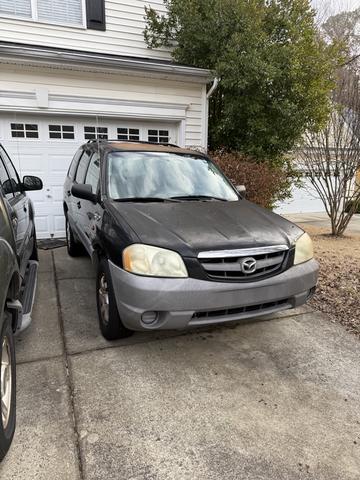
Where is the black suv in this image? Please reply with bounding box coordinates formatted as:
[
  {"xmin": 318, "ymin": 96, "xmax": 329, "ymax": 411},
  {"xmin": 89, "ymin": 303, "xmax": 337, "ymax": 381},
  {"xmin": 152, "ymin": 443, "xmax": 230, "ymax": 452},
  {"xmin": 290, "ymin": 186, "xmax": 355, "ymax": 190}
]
[
  {"xmin": 64, "ymin": 140, "xmax": 318, "ymax": 341},
  {"xmin": 0, "ymin": 143, "xmax": 42, "ymax": 460}
]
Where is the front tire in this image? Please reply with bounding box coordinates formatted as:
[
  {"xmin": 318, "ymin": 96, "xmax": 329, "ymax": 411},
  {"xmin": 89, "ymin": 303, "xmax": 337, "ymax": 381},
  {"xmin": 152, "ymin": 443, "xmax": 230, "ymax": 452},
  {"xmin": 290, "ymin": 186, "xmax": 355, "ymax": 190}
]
[
  {"xmin": 96, "ymin": 258, "xmax": 133, "ymax": 340},
  {"xmin": 65, "ymin": 217, "xmax": 83, "ymax": 257},
  {"xmin": 0, "ymin": 312, "xmax": 16, "ymax": 462}
]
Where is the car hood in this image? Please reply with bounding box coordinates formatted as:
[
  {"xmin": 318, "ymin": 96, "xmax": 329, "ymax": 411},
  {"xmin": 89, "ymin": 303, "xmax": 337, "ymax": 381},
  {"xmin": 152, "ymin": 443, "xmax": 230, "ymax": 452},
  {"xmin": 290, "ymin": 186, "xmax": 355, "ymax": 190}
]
[{"xmin": 108, "ymin": 199, "xmax": 303, "ymax": 257}]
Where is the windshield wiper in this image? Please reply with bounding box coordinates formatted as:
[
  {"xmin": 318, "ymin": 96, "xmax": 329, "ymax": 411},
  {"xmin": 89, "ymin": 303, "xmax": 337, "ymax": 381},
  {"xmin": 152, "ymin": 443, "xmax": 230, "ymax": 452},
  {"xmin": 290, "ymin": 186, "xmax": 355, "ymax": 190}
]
[
  {"xmin": 170, "ymin": 195, "xmax": 228, "ymax": 202},
  {"xmin": 112, "ymin": 197, "xmax": 179, "ymax": 203}
]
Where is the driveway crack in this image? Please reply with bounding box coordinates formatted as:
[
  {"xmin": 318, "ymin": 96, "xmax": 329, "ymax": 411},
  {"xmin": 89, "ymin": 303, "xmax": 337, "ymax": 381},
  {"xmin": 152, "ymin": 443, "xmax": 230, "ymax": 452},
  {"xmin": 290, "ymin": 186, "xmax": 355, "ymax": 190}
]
[{"xmin": 52, "ymin": 251, "xmax": 85, "ymax": 480}]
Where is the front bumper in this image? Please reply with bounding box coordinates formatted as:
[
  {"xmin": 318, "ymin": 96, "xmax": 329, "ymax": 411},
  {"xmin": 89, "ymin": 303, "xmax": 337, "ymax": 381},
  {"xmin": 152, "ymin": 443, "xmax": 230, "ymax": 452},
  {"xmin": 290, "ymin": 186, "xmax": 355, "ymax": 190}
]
[{"xmin": 108, "ymin": 259, "xmax": 318, "ymax": 331}]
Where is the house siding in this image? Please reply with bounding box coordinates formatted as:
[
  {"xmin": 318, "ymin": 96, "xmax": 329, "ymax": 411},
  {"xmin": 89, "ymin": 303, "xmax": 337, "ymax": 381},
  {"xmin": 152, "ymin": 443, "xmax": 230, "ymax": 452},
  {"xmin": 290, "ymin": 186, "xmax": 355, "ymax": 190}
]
[
  {"xmin": 0, "ymin": 64, "xmax": 206, "ymax": 149},
  {"xmin": 0, "ymin": 0, "xmax": 170, "ymax": 60}
]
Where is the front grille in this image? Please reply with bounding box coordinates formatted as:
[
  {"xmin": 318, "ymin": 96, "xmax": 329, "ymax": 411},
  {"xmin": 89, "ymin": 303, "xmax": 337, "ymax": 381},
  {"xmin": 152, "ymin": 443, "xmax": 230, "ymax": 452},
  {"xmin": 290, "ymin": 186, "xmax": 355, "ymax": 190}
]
[
  {"xmin": 191, "ymin": 298, "xmax": 290, "ymax": 323},
  {"xmin": 198, "ymin": 246, "xmax": 291, "ymax": 281}
]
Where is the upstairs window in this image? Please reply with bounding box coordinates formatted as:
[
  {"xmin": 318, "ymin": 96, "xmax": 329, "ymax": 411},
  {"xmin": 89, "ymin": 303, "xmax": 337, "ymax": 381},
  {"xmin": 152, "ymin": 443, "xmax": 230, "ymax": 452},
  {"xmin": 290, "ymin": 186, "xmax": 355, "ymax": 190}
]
[
  {"xmin": 0, "ymin": 0, "xmax": 84, "ymax": 27},
  {"xmin": 37, "ymin": 0, "xmax": 83, "ymax": 26},
  {"xmin": 0, "ymin": 0, "xmax": 31, "ymax": 18}
]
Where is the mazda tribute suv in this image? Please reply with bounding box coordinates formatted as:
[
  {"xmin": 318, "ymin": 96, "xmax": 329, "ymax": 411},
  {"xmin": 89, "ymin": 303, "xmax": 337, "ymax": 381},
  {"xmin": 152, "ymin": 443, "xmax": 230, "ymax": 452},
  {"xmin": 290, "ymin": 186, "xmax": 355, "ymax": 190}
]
[{"xmin": 63, "ymin": 140, "xmax": 318, "ymax": 340}]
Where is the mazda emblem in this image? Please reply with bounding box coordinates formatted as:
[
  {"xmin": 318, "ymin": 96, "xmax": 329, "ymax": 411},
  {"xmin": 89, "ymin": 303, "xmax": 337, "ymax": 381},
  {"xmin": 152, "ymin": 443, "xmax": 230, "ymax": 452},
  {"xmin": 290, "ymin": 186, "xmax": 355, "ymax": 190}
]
[{"xmin": 241, "ymin": 257, "xmax": 257, "ymax": 274}]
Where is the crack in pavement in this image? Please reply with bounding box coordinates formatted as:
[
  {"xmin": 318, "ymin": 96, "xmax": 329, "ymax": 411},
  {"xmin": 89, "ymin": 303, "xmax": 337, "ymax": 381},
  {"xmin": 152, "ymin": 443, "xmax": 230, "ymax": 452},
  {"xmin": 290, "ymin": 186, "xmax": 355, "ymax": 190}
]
[{"xmin": 51, "ymin": 250, "xmax": 85, "ymax": 480}]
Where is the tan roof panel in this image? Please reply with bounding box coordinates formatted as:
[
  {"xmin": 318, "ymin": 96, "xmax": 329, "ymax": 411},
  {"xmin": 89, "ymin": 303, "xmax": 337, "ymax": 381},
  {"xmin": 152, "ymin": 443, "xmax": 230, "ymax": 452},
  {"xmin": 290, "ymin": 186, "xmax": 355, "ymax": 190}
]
[{"xmin": 107, "ymin": 141, "xmax": 203, "ymax": 156}]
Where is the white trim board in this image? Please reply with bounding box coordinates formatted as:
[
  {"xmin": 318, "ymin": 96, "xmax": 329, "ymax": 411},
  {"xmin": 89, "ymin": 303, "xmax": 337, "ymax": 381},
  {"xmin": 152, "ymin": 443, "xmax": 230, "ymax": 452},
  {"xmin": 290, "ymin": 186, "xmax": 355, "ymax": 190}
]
[{"xmin": 0, "ymin": 90, "xmax": 190, "ymax": 120}]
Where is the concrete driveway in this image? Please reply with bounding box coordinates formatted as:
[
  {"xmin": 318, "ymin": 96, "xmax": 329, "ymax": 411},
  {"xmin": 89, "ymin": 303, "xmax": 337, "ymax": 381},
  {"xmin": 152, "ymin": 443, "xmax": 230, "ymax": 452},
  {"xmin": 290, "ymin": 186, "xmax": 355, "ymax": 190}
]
[
  {"xmin": 284, "ymin": 213, "xmax": 360, "ymax": 234},
  {"xmin": 0, "ymin": 248, "xmax": 359, "ymax": 480}
]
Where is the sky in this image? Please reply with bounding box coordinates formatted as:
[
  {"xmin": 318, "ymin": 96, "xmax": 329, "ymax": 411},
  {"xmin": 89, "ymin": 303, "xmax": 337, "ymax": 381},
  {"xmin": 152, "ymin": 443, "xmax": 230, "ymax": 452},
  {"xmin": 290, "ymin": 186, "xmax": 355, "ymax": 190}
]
[{"xmin": 311, "ymin": 0, "xmax": 359, "ymax": 20}]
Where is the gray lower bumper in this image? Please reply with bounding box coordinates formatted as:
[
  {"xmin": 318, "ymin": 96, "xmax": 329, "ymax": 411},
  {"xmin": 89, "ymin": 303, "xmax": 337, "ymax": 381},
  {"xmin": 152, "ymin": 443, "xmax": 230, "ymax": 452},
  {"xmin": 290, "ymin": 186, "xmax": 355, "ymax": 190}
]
[{"xmin": 108, "ymin": 259, "xmax": 318, "ymax": 331}]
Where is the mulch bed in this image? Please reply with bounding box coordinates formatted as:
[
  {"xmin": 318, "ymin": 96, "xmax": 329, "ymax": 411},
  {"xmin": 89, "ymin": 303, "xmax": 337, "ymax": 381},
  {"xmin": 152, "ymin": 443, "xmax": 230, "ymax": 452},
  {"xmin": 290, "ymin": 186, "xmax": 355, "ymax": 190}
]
[{"xmin": 301, "ymin": 225, "xmax": 360, "ymax": 337}]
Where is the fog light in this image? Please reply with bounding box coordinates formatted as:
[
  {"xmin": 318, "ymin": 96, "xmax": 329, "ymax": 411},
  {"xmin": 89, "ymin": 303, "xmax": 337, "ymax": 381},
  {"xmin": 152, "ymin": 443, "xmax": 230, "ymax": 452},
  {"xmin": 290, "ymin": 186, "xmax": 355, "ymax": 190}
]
[
  {"xmin": 141, "ymin": 311, "xmax": 158, "ymax": 325},
  {"xmin": 307, "ymin": 287, "xmax": 316, "ymax": 300}
]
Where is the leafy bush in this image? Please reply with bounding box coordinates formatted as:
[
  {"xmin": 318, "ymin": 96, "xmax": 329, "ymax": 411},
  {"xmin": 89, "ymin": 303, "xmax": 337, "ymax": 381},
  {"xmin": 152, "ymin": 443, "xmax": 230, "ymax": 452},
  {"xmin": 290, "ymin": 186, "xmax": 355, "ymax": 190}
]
[
  {"xmin": 145, "ymin": 0, "xmax": 344, "ymax": 158},
  {"xmin": 211, "ymin": 151, "xmax": 299, "ymax": 209}
]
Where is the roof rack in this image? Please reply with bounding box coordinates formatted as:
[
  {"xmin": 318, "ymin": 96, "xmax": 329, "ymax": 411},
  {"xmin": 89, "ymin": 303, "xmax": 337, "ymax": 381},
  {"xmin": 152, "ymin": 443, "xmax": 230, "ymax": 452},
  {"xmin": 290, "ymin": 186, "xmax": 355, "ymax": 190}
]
[{"xmin": 86, "ymin": 139, "xmax": 180, "ymax": 148}]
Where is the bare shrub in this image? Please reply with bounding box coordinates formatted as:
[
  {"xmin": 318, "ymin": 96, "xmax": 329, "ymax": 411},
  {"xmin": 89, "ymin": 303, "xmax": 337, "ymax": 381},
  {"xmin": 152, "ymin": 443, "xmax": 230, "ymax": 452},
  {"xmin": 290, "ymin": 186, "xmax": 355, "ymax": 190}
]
[
  {"xmin": 211, "ymin": 151, "xmax": 299, "ymax": 209},
  {"xmin": 298, "ymin": 69, "xmax": 360, "ymax": 236}
]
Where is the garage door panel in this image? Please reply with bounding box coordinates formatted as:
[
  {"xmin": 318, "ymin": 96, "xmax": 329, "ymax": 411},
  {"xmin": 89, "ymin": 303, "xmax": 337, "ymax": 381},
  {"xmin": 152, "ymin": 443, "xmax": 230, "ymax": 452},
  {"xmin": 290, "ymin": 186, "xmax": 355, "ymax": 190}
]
[
  {"xmin": 0, "ymin": 114, "xmax": 179, "ymax": 238},
  {"xmin": 54, "ymin": 215, "xmax": 66, "ymax": 235},
  {"xmin": 52, "ymin": 186, "xmax": 65, "ymax": 202},
  {"xmin": 275, "ymin": 179, "xmax": 326, "ymax": 214},
  {"xmin": 34, "ymin": 216, "xmax": 51, "ymax": 238},
  {"xmin": 16, "ymin": 155, "xmax": 46, "ymax": 175},
  {"xmin": 26, "ymin": 190, "xmax": 44, "ymax": 203}
]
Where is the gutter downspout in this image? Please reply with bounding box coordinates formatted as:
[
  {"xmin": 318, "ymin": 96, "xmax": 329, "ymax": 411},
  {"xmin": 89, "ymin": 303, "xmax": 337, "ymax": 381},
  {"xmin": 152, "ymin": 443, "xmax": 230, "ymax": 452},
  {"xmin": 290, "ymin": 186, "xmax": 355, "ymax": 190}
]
[
  {"xmin": 203, "ymin": 77, "xmax": 220, "ymax": 152},
  {"xmin": 207, "ymin": 76, "xmax": 220, "ymax": 99}
]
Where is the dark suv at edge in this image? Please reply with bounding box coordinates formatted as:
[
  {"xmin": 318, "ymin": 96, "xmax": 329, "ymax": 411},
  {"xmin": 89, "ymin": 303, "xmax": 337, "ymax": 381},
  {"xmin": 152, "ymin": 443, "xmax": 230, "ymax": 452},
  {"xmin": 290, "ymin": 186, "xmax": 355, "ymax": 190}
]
[
  {"xmin": 63, "ymin": 140, "xmax": 318, "ymax": 340},
  {"xmin": 0, "ymin": 143, "xmax": 42, "ymax": 460}
]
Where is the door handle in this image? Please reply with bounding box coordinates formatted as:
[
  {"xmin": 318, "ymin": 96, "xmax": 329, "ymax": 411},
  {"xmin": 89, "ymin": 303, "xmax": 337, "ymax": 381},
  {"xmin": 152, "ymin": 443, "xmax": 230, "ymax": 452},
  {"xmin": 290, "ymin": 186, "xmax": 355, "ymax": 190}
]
[
  {"xmin": 23, "ymin": 205, "xmax": 27, "ymax": 212},
  {"xmin": 11, "ymin": 215, "xmax": 18, "ymax": 228},
  {"xmin": 77, "ymin": 201, "xmax": 81, "ymax": 209},
  {"xmin": 87, "ymin": 212, "xmax": 101, "ymax": 221}
]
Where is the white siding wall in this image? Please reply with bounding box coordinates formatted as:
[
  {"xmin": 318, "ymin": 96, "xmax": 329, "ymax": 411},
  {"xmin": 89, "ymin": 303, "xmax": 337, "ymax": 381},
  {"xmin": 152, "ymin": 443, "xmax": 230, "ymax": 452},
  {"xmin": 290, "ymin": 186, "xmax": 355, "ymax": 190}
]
[
  {"xmin": 0, "ymin": 64, "xmax": 205, "ymax": 149},
  {"xmin": 0, "ymin": 0, "xmax": 171, "ymax": 59}
]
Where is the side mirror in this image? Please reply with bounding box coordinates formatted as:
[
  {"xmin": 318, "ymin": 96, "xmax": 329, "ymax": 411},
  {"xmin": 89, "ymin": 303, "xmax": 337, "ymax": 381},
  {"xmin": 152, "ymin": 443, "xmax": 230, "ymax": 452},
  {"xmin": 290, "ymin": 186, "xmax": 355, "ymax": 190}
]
[
  {"xmin": 71, "ymin": 184, "xmax": 97, "ymax": 203},
  {"xmin": 236, "ymin": 185, "xmax": 246, "ymax": 195},
  {"xmin": 22, "ymin": 175, "xmax": 43, "ymax": 191}
]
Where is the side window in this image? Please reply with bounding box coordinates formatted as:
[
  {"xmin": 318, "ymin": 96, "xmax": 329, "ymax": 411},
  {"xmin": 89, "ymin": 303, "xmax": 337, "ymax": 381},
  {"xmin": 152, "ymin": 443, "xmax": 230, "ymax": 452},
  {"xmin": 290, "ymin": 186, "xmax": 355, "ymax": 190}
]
[
  {"xmin": 84, "ymin": 153, "xmax": 100, "ymax": 193},
  {"xmin": 0, "ymin": 146, "xmax": 21, "ymax": 195},
  {"xmin": 0, "ymin": 154, "xmax": 14, "ymax": 200},
  {"xmin": 75, "ymin": 151, "xmax": 91, "ymax": 184},
  {"xmin": 68, "ymin": 149, "xmax": 83, "ymax": 179}
]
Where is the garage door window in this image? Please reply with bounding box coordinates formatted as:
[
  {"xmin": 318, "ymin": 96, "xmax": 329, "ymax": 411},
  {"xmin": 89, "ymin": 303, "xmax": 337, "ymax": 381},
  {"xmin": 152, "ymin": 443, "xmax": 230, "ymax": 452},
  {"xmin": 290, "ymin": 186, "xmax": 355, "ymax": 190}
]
[
  {"xmin": 84, "ymin": 126, "xmax": 108, "ymax": 140},
  {"xmin": 49, "ymin": 125, "xmax": 75, "ymax": 139},
  {"xmin": 117, "ymin": 128, "xmax": 140, "ymax": 141},
  {"xmin": 11, "ymin": 123, "xmax": 39, "ymax": 139},
  {"xmin": 148, "ymin": 129, "xmax": 169, "ymax": 144}
]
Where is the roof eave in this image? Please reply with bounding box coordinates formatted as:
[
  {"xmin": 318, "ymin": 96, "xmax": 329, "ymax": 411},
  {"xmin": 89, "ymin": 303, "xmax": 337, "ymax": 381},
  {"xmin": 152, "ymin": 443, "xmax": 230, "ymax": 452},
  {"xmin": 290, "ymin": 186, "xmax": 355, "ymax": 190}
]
[{"xmin": 0, "ymin": 42, "xmax": 212, "ymax": 82}]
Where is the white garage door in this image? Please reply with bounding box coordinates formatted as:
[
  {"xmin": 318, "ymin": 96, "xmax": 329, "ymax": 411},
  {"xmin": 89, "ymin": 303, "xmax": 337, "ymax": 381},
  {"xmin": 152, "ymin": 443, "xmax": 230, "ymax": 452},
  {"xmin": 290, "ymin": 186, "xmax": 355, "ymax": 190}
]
[
  {"xmin": 0, "ymin": 114, "xmax": 178, "ymax": 239},
  {"xmin": 275, "ymin": 178, "xmax": 326, "ymax": 215}
]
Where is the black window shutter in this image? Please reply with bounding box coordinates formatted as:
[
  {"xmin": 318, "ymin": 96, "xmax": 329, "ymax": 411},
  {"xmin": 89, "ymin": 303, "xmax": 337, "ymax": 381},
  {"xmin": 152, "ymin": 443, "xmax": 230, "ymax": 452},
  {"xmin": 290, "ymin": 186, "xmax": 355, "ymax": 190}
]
[{"xmin": 86, "ymin": 0, "xmax": 106, "ymax": 31}]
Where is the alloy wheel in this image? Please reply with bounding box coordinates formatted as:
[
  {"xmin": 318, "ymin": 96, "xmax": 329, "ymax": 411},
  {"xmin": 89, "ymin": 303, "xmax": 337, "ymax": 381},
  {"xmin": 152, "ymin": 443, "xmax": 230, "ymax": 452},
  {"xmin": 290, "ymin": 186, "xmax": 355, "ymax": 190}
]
[
  {"xmin": 98, "ymin": 274, "xmax": 109, "ymax": 325},
  {"xmin": 1, "ymin": 336, "xmax": 12, "ymax": 429}
]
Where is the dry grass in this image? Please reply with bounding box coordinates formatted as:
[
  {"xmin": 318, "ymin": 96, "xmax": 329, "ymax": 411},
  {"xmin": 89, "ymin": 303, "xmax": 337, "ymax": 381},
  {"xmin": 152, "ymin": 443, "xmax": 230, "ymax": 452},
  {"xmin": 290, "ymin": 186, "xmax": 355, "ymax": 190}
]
[{"xmin": 300, "ymin": 225, "xmax": 360, "ymax": 337}]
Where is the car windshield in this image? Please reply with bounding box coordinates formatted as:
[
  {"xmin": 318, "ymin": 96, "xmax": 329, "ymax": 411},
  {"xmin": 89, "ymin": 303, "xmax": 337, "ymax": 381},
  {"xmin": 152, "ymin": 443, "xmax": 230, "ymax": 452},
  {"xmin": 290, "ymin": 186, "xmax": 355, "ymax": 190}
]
[{"xmin": 106, "ymin": 151, "xmax": 239, "ymax": 202}]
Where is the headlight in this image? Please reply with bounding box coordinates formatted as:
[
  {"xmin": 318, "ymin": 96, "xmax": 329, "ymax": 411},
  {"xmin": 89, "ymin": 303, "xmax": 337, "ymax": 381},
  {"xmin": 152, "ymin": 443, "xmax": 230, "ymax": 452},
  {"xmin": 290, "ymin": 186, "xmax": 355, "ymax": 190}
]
[
  {"xmin": 294, "ymin": 232, "xmax": 314, "ymax": 265},
  {"xmin": 123, "ymin": 244, "xmax": 188, "ymax": 278}
]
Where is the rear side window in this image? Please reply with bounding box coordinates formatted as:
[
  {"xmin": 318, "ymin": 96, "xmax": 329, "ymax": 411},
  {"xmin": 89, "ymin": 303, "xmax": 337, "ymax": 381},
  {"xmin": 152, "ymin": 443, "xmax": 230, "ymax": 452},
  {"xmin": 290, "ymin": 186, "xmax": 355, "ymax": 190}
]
[
  {"xmin": 84, "ymin": 152, "xmax": 100, "ymax": 193},
  {"xmin": 75, "ymin": 151, "xmax": 91, "ymax": 184},
  {"xmin": 0, "ymin": 146, "xmax": 21, "ymax": 195},
  {"xmin": 68, "ymin": 149, "xmax": 83, "ymax": 179}
]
